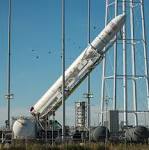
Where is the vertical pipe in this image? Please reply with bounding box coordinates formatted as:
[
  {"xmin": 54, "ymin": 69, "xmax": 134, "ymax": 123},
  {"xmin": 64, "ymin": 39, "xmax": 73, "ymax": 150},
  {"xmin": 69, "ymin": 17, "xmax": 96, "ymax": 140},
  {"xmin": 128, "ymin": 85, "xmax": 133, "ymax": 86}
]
[
  {"xmin": 52, "ymin": 110, "xmax": 55, "ymax": 146},
  {"xmin": 140, "ymin": 0, "xmax": 149, "ymax": 110},
  {"xmin": 87, "ymin": 0, "xmax": 91, "ymax": 142},
  {"xmin": 130, "ymin": 0, "xmax": 138, "ymax": 126},
  {"xmin": 105, "ymin": 98, "xmax": 108, "ymax": 147},
  {"xmin": 62, "ymin": 0, "xmax": 65, "ymax": 141},
  {"xmin": 7, "ymin": 0, "xmax": 12, "ymax": 130},
  {"xmin": 122, "ymin": 0, "xmax": 128, "ymax": 126},
  {"xmin": 45, "ymin": 116, "xmax": 48, "ymax": 145},
  {"xmin": 75, "ymin": 102, "xmax": 76, "ymax": 128},
  {"xmin": 87, "ymin": 76, "xmax": 91, "ymax": 141},
  {"xmin": 100, "ymin": 0, "xmax": 108, "ymax": 125},
  {"xmin": 113, "ymin": 0, "xmax": 118, "ymax": 110},
  {"xmin": 88, "ymin": 0, "xmax": 91, "ymax": 44}
]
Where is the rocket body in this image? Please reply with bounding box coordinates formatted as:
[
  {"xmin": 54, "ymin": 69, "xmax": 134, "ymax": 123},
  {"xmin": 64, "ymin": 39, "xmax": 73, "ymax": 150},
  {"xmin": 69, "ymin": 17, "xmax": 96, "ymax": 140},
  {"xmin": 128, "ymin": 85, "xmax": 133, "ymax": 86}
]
[{"xmin": 30, "ymin": 14, "xmax": 126, "ymax": 118}]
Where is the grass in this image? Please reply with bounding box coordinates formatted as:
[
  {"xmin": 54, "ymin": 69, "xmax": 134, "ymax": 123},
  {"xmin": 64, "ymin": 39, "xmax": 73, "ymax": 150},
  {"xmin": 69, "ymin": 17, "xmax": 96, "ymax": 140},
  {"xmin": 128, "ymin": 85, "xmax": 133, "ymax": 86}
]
[{"xmin": 0, "ymin": 143, "xmax": 149, "ymax": 150}]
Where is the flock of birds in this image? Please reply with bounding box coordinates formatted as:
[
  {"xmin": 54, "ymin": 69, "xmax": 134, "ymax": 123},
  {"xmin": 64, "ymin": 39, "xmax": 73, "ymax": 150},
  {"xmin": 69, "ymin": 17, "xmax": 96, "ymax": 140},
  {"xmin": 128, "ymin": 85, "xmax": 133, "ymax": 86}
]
[
  {"xmin": 31, "ymin": 49, "xmax": 51, "ymax": 59},
  {"xmin": 31, "ymin": 25, "xmax": 98, "ymax": 60}
]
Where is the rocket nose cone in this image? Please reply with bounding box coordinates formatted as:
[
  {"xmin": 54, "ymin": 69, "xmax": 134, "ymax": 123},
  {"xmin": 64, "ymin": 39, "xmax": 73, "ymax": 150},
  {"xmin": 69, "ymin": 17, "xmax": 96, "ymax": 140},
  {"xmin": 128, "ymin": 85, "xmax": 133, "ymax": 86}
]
[
  {"xmin": 118, "ymin": 14, "xmax": 126, "ymax": 23},
  {"xmin": 114, "ymin": 14, "xmax": 126, "ymax": 27}
]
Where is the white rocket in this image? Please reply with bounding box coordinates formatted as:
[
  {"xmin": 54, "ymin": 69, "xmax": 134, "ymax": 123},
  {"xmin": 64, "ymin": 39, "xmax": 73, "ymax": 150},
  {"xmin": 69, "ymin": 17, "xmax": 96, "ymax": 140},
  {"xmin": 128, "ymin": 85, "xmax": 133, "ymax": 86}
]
[{"xmin": 30, "ymin": 14, "xmax": 126, "ymax": 118}]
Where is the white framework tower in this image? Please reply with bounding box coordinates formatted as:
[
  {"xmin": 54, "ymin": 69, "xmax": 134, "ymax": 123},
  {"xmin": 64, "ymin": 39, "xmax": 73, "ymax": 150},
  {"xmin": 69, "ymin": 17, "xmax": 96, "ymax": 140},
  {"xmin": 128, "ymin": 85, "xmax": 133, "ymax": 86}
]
[{"xmin": 100, "ymin": 0, "xmax": 149, "ymax": 126}]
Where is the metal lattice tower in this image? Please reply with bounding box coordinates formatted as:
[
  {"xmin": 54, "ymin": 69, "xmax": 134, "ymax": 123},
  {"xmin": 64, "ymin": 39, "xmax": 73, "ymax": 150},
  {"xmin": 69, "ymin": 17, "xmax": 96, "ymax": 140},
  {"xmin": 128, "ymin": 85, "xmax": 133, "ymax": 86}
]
[{"xmin": 100, "ymin": 0, "xmax": 149, "ymax": 126}]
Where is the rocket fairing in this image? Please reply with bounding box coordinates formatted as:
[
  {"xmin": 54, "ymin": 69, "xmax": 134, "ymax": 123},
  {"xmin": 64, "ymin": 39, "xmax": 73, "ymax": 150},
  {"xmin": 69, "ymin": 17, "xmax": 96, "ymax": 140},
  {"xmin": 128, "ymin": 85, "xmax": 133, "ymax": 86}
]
[{"xmin": 30, "ymin": 14, "xmax": 126, "ymax": 118}]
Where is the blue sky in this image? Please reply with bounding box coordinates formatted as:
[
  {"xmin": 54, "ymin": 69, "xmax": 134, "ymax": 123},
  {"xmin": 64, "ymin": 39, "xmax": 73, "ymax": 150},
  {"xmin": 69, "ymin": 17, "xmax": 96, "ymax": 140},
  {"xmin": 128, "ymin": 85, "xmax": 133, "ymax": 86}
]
[{"xmin": 0, "ymin": 0, "xmax": 149, "ymax": 126}]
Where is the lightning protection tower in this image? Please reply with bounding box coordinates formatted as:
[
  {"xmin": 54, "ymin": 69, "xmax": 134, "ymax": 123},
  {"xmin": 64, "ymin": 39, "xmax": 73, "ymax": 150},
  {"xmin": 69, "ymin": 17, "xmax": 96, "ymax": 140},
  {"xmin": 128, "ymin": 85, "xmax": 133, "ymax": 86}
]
[{"xmin": 100, "ymin": 0, "xmax": 149, "ymax": 126}]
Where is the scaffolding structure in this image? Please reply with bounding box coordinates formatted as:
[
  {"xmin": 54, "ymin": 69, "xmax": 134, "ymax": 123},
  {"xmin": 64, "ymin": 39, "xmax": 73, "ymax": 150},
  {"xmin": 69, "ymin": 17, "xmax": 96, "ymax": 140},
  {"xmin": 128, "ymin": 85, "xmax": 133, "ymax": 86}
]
[
  {"xmin": 100, "ymin": 0, "xmax": 149, "ymax": 126},
  {"xmin": 75, "ymin": 102, "xmax": 87, "ymax": 129}
]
